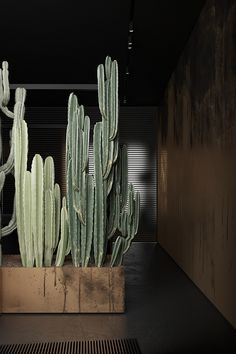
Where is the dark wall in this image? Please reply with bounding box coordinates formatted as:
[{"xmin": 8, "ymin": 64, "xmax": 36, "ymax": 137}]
[{"xmin": 158, "ymin": 0, "xmax": 236, "ymax": 328}]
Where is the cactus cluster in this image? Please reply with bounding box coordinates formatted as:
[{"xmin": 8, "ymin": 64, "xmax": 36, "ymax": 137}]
[
  {"xmin": 0, "ymin": 57, "xmax": 140, "ymax": 268},
  {"xmin": 0, "ymin": 61, "xmax": 17, "ymax": 265},
  {"xmin": 13, "ymin": 91, "xmax": 66, "ymax": 267},
  {"xmin": 66, "ymin": 56, "xmax": 140, "ymax": 267},
  {"xmin": 0, "ymin": 61, "xmax": 67, "ymax": 267}
]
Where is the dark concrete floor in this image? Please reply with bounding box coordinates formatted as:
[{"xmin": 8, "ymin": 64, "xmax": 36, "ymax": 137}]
[{"xmin": 0, "ymin": 243, "xmax": 236, "ymax": 353}]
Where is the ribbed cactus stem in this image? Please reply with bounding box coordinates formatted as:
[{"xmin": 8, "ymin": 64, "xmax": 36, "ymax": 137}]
[
  {"xmin": 93, "ymin": 122, "xmax": 104, "ymax": 266},
  {"xmin": 31, "ymin": 154, "xmax": 44, "ymax": 267},
  {"xmin": 1, "ymin": 196, "xmax": 16, "ymax": 237},
  {"xmin": 82, "ymin": 116, "xmax": 90, "ymax": 172},
  {"xmin": 23, "ymin": 171, "xmax": 34, "ymax": 267},
  {"xmin": 2, "ymin": 61, "xmax": 10, "ymax": 107},
  {"xmin": 56, "ymin": 197, "xmax": 69, "ymax": 267},
  {"xmin": 121, "ymin": 145, "xmax": 128, "ymax": 209},
  {"xmin": 110, "ymin": 236, "xmax": 124, "ymax": 267},
  {"xmin": 54, "ymin": 183, "xmax": 61, "ymax": 249},
  {"xmin": 0, "ymin": 171, "xmax": 6, "ymax": 192},
  {"xmin": 0, "ymin": 70, "xmax": 21, "ymax": 257},
  {"xmin": 109, "ymin": 60, "xmax": 118, "ymax": 141},
  {"xmin": 67, "ymin": 159, "xmax": 79, "ymax": 266},
  {"xmin": 44, "ymin": 156, "xmax": 55, "ymax": 191},
  {"xmin": 0, "ymin": 130, "xmax": 14, "ymax": 174},
  {"xmin": 83, "ymin": 174, "xmax": 95, "ymax": 267},
  {"xmin": 44, "ymin": 189, "xmax": 54, "ymax": 266},
  {"xmin": 105, "ymin": 56, "xmax": 112, "ymax": 80},
  {"xmin": 97, "ymin": 64, "xmax": 106, "ymax": 119},
  {"xmin": 44, "ymin": 156, "xmax": 56, "ymax": 266},
  {"xmin": 14, "ymin": 117, "xmax": 28, "ymax": 267}
]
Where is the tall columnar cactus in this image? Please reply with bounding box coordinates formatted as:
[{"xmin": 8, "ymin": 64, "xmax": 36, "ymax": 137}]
[
  {"xmin": 13, "ymin": 92, "xmax": 61, "ymax": 267},
  {"xmin": 66, "ymin": 56, "xmax": 140, "ymax": 267},
  {"xmin": 0, "ymin": 61, "xmax": 20, "ymax": 266},
  {"xmin": 14, "ymin": 127, "xmax": 62, "ymax": 266}
]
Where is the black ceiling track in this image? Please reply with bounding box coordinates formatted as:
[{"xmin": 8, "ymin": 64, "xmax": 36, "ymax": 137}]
[{"xmin": 0, "ymin": 338, "xmax": 142, "ymax": 354}]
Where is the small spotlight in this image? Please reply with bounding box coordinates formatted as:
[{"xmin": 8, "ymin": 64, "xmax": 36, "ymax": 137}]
[{"xmin": 129, "ymin": 22, "xmax": 134, "ymax": 33}]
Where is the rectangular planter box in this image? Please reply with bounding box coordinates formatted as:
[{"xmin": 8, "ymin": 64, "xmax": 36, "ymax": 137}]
[{"xmin": 0, "ymin": 255, "xmax": 125, "ymax": 313}]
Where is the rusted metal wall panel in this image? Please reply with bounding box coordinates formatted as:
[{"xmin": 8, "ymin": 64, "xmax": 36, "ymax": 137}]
[{"xmin": 158, "ymin": 0, "xmax": 236, "ymax": 328}]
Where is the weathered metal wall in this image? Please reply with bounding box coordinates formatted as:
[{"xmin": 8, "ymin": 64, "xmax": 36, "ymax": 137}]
[{"xmin": 158, "ymin": 0, "xmax": 236, "ymax": 328}]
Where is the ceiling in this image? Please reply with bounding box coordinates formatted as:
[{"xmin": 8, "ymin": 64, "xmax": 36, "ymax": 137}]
[{"xmin": 0, "ymin": 0, "xmax": 205, "ymax": 106}]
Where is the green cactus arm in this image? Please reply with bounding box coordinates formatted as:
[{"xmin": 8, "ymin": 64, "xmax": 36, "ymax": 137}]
[
  {"xmin": 73, "ymin": 119, "xmax": 85, "ymax": 224},
  {"xmin": 122, "ymin": 190, "xmax": 140, "ymax": 255},
  {"xmin": 109, "ymin": 60, "xmax": 118, "ymax": 140},
  {"xmin": 55, "ymin": 203, "xmax": 69, "ymax": 267},
  {"xmin": 103, "ymin": 140, "xmax": 114, "ymax": 179},
  {"xmin": 31, "ymin": 154, "xmax": 44, "ymax": 267},
  {"xmin": 82, "ymin": 115, "xmax": 90, "ymax": 172},
  {"xmin": 97, "ymin": 64, "xmax": 106, "ymax": 119},
  {"xmin": 115, "ymin": 150, "xmax": 122, "ymax": 193},
  {"xmin": 133, "ymin": 191, "xmax": 140, "ymax": 234},
  {"xmin": 121, "ymin": 210, "xmax": 128, "ymax": 236},
  {"xmin": 121, "ymin": 145, "xmax": 128, "ymax": 209},
  {"xmin": 44, "ymin": 156, "xmax": 55, "ymax": 192},
  {"xmin": 23, "ymin": 171, "xmax": 34, "ymax": 267},
  {"xmin": 80, "ymin": 174, "xmax": 87, "ymax": 266},
  {"xmin": 0, "ymin": 68, "xmax": 3, "ymax": 106},
  {"xmin": 110, "ymin": 236, "xmax": 125, "ymax": 267},
  {"xmin": 15, "ymin": 87, "xmax": 26, "ymax": 104},
  {"xmin": 54, "ymin": 183, "xmax": 61, "ymax": 249},
  {"xmin": 128, "ymin": 183, "xmax": 135, "ymax": 223},
  {"xmin": 67, "ymin": 159, "xmax": 80, "ymax": 266},
  {"xmin": 0, "ymin": 70, "xmax": 14, "ymax": 119},
  {"xmin": 0, "ymin": 171, "xmax": 5, "ymax": 192},
  {"xmin": 14, "ymin": 97, "xmax": 25, "ymax": 122},
  {"xmin": 0, "ymin": 128, "xmax": 16, "ymax": 237},
  {"xmin": 0, "ymin": 86, "xmax": 26, "ymax": 119},
  {"xmin": 78, "ymin": 105, "xmax": 85, "ymax": 130},
  {"xmin": 65, "ymin": 229, "xmax": 71, "ymax": 256},
  {"xmin": 102, "ymin": 118, "xmax": 109, "ymax": 177},
  {"xmin": 14, "ymin": 118, "xmax": 28, "ymax": 267},
  {"xmin": 0, "ymin": 130, "xmax": 14, "ymax": 174},
  {"xmin": 84, "ymin": 174, "xmax": 95, "ymax": 267},
  {"xmin": 1, "ymin": 61, "xmax": 10, "ymax": 107},
  {"xmin": 68, "ymin": 93, "xmax": 78, "ymax": 160},
  {"xmin": 1, "ymin": 195, "xmax": 16, "ymax": 237},
  {"xmin": 108, "ymin": 190, "xmax": 120, "ymax": 239},
  {"xmin": 107, "ymin": 166, "xmax": 114, "ymax": 196},
  {"xmin": 107, "ymin": 183, "xmax": 116, "ymax": 233},
  {"xmin": 113, "ymin": 135, "xmax": 119, "ymax": 164},
  {"xmin": 44, "ymin": 189, "xmax": 54, "ymax": 266},
  {"xmin": 93, "ymin": 122, "xmax": 104, "ymax": 266},
  {"xmin": 68, "ymin": 93, "xmax": 78, "ymax": 125},
  {"xmin": 105, "ymin": 56, "xmax": 112, "ymax": 80},
  {"xmin": 72, "ymin": 114, "xmax": 79, "ymax": 176},
  {"xmin": 73, "ymin": 172, "xmax": 86, "ymax": 225},
  {"xmin": 105, "ymin": 76, "xmax": 110, "ymax": 120}
]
